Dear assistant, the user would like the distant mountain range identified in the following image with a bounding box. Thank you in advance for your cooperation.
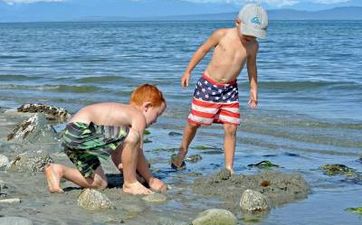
[0,0,361,22]
[77,6,362,21]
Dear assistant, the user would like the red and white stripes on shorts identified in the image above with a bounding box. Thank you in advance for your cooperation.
[187,74,240,126]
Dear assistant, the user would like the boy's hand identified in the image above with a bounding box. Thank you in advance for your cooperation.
[248,98,258,109]
[149,177,167,193]
[181,72,191,87]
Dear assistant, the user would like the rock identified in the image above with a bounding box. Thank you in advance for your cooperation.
[0,217,33,225]
[17,103,71,122]
[8,150,53,173]
[240,189,271,212]
[142,193,167,203]
[345,207,362,215]
[192,209,237,225]
[6,113,58,144]
[185,154,202,163]
[321,164,357,176]
[247,160,280,169]
[78,189,113,210]
[0,180,8,197]
[168,131,182,136]
[0,198,21,204]
[0,154,9,170]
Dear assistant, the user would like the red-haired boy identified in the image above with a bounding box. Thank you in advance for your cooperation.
[45,84,167,195]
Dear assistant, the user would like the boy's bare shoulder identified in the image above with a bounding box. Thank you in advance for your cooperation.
[212,28,231,36]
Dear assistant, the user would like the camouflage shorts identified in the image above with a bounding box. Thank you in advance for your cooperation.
[62,122,129,178]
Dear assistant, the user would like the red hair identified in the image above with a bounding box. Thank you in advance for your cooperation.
[130,84,166,107]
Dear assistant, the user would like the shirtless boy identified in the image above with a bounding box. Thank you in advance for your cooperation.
[172,4,268,173]
[45,84,167,195]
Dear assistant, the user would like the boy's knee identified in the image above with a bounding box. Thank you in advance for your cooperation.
[187,122,200,130]
[224,124,237,136]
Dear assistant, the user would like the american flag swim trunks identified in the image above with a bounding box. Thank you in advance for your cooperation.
[187,73,240,126]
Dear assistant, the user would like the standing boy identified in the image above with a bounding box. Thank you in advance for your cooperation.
[45,84,167,195]
[172,4,268,173]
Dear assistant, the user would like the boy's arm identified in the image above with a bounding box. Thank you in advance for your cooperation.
[128,114,151,180]
[246,41,259,109]
[134,124,167,192]
[129,113,164,188]
[181,29,226,87]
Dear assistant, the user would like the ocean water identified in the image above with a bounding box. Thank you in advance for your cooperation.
[0,20,361,224]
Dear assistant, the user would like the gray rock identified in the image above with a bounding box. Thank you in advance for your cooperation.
[0,180,8,197]
[0,154,9,170]
[168,131,182,136]
[192,208,237,225]
[0,217,33,225]
[8,150,53,173]
[0,198,21,204]
[142,193,167,203]
[240,189,271,212]
[17,103,71,122]
[78,189,114,210]
[185,154,202,163]
[6,113,57,144]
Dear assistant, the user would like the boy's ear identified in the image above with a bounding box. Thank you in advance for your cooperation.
[143,102,153,112]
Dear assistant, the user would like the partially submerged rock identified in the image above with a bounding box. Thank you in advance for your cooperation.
[345,207,362,215]
[168,131,182,136]
[321,164,357,177]
[240,189,271,212]
[0,180,8,197]
[17,103,71,122]
[185,154,202,163]
[192,209,237,225]
[248,160,280,169]
[6,113,57,144]
[8,150,53,173]
[78,189,114,210]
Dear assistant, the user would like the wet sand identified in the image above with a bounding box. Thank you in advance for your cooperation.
[0,108,354,225]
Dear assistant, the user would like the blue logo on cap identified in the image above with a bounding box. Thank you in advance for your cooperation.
[251,17,261,25]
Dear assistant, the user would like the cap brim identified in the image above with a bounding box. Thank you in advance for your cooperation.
[241,26,266,39]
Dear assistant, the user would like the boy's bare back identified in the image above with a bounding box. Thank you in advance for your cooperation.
[69,102,146,132]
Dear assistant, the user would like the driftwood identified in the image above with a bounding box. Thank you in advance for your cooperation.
[17,103,71,122]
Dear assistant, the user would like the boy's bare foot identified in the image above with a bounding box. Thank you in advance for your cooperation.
[44,164,64,193]
[170,153,186,170]
[149,177,167,193]
[123,181,153,195]
[225,167,235,175]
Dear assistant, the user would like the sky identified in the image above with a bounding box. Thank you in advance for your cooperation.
[0,0,361,22]
[0,0,361,9]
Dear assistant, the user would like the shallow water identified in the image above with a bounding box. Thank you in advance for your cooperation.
[0,20,361,224]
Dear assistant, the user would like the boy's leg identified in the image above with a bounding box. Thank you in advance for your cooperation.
[111,146,147,185]
[45,163,108,192]
[172,122,200,168]
[223,123,237,174]
[121,129,153,195]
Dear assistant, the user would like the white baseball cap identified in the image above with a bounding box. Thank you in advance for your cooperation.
[238,3,268,39]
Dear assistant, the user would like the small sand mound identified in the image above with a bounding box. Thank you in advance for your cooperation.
[192,170,310,212]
